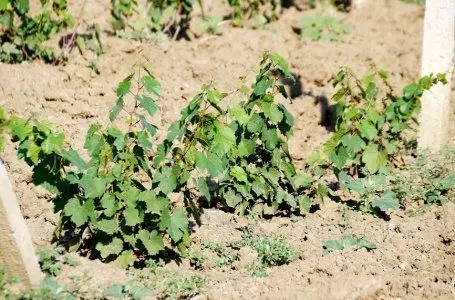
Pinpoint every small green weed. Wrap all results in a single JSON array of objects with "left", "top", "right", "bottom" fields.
[
  {"left": 233, "top": 227, "right": 297, "bottom": 277},
  {"left": 323, "top": 235, "right": 376, "bottom": 254},
  {"left": 37, "top": 245, "right": 79, "bottom": 277},
  {"left": 132, "top": 266, "right": 206, "bottom": 299},
  {"left": 204, "top": 242, "right": 239, "bottom": 267},
  {"left": 297, "top": 15, "right": 351, "bottom": 41},
  {"left": 228, "top": 0, "right": 281, "bottom": 28},
  {"left": 193, "top": 15, "right": 225, "bottom": 36},
  {"left": 104, "top": 281, "right": 156, "bottom": 300},
  {"left": 391, "top": 148, "right": 455, "bottom": 206},
  {"left": 339, "top": 172, "right": 400, "bottom": 214}
]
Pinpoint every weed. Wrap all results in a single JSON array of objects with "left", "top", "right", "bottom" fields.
[
  {"left": 228, "top": 0, "right": 282, "bottom": 28},
  {"left": 233, "top": 227, "right": 297, "bottom": 277},
  {"left": 204, "top": 242, "right": 239, "bottom": 267},
  {"left": 323, "top": 235, "right": 376, "bottom": 254},
  {"left": 186, "top": 250, "right": 207, "bottom": 270},
  {"left": 37, "top": 245, "right": 66, "bottom": 276},
  {"left": 193, "top": 15, "right": 225, "bottom": 36},
  {"left": 391, "top": 148, "right": 455, "bottom": 206},
  {"left": 132, "top": 266, "right": 206, "bottom": 299},
  {"left": 297, "top": 15, "right": 351, "bottom": 41},
  {"left": 339, "top": 171, "right": 400, "bottom": 214},
  {"left": 111, "top": 0, "right": 196, "bottom": 39}
]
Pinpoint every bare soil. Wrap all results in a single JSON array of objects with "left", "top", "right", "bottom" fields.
[{"left": 1, "top": 0, "right": 455, "bottom": 299}]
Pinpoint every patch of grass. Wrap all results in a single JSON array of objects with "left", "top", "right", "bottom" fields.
[
  {"left": 132, "top": 261, "right": 207, "bottom": 299},
  {"left": 233, "top": 227, "right": 297, "bottom": 277},
  {"left": 204, "top": 242, "right": 239, "bottom": 268},
  {"left": 391, "top": 148, "right": 455, "bottom": 206},
  {"left": 37, "top": 245, "right": 79, "bottom": 277}
]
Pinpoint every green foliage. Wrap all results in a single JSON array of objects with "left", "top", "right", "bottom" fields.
[
  {"left": 0, "top": 0, "right": 73, "bottom": 63},
  {"left": 339, "top": 171, "right": 400, "bottom": 214},
  {"left": 111, "top": 0, "right": 195, "bottom": 38},
  {"left": 204, "top": 242, "right": 239, "bottom": 267},
  {"left": 166, "top": 53, "right": 313, "bottom": 216},
  {"left": 74, "top": 24, "right": 104, "bottom": 76},
  {"left": 104, "top": 281, "right": 156, "bottom": 300},
  {"left": 3, "top": 66, "right": 193, "bottom": 265},
  {"left": 324, "top": 68, "right": 446, "bottom": 176},
  {"left": 193, "top": 15, "right": 225, "bottom": 36},
  {"left": 1, "top": 273, "right": 76, "bottom": 300},
  {"left": 391, "top": 148, "right": 455, "bottom": 206},
  {"left": 297, "top": 15, "right": 351, "bottom": 41},
  {"left": 37, "top": 245, "right": 65, "bottom": 276},
  {"left": 233, "top": 227, "right": 297, "bottom": 277},
  {"left": 227, "top": 0, "right": 281, "bottom": 28},
  {"left": 323, "top": 235, "right": 376, "bottom": 254},
  {"left": 402, "top": 0, "right": 425, "bottom": 6},
  {"left": 132, "top": 265, "right": 206, "bottom": 299}
]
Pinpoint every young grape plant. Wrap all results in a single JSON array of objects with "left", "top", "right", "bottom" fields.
[
  {"left": 111, "top": 0, "right": 196, "bottom": 39},
  {"left": 0, "top": 0, "right": 73, "bottom": 63},
  {"left": 227, "top": 0, "right": 282, "bottom": 28}
]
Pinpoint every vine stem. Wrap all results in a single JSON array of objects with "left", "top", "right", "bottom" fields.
[{"left": 53, "top": 0, "right": 88, "bottom": 65}]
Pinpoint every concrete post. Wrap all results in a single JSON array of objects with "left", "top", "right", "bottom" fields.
[
  {"left": 418, "top": 0, "right": 455, "bottom": 152},
  {"left": 0, "top": 160, "right": 43, "bottom": 288}
]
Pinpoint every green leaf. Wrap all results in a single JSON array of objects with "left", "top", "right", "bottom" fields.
[
  {"left": 224, "top": 190, "right": 242, "bottom": 208},
  {"left": 117, "top": 74, "right": 133, "bottom": 97},
  {"left": 365, "top": 82, "right": 377, "bottom": 100},
  {"left": 233, "top": 139, "right": 256, "bottom": 158},
  {"left": 95, "top": 218, "right": 118, "bottom": 234},
  {"left": 96, "top": 237, "right": 123, "bottom": 259},
  {"left": 373, "top": 190, "right": 400, "bottom": 211},
  {"left": 212, "top": 122, "right": 236, "bottom": 155},
  {"left": 104, "top": 284, "right": 124, "bottom": 297},
  {"left": 79, "top": 175, "right": 107, "bottom": 199},
  {"left": 297, "top": 195, "right": 313, "bottom": 212},
  {"left": 123, "top": 205, "right": 143, "bottom": 227},
  {"left": 138, "top": 96, "right": 159, "bottom": 117},
  {"left": 25, "top": 141, "right": 41, "bottom": 164},
  {"left": 229, "top": 105, "right": 250, "bottom": 125},
  {"left": 230, "top": 166, "right": 248, "bottom": 183},
  {"left": 168, "top": 208, "right": 189, "bottom": 243},
  {"left": 109, "top": 98, "right": 124, "bottom": 122},
  {"left": 358, "top": 121, "right": 378, "bottom": 141},
  {"left": 154, "top": 167, "right": 178, "bottom": 195},
  {"left": 253, "top": 77, "right": 273, "bottom": 96},
  {"left": 100, "top": 193, "right": 118, "bottom": 217},
  {"left": 196, "top": 178, "right": 211, "bottom": 202},
  {"left": 362, "top": 143, "right": 387, "bottom": 174},
  {"left": 141, "top": 75, "right": 161, "bottom": 96},
  {"left": 295, "top": 173, "right": 312, "bottom": 189},
  {"left": 138, "top": 230, "right": 164, "bottom": 256},
  {"left": 247, "top": 114, "right": 265, "bottom": 133},
  {"left": 114, "top": 250, "right": 135, "bottom": 269},
  {"left": 42, "top": 132, "right": 65, "bottom": 154},
  {"left": 64, "top": 198, "right": 94, "bottom": 227},
  {"left": 341, "top": 135, "right": 366, "bottom": 154},
  {"left": 61, "top": 149, "right": 86, "bottom": 170},
  {"left": 263, "top": 103, "right": 283, "bottom": 124}
]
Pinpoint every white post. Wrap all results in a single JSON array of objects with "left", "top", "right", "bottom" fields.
[
  {"left": 0, "top": 160, "right": 43, "bottom": 288},
  {"left": 418, "top": 0, "right": 455, "bottom": 152}
]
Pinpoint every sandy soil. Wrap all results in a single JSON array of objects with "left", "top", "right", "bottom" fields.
[{"left": 1, "top": 0, "right": 454, "bottom": 298}]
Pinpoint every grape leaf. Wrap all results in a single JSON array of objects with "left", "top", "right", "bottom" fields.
[{"left": 96, "top": 237, "right": 123, "bottom": 259}]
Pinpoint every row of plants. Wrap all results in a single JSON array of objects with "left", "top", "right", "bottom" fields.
[
  {"left": 3, "top": 0, "right": 429, "bottom": 64},
  {"left": 1, "top": 53, "right": 452, "bottom": 268}
]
